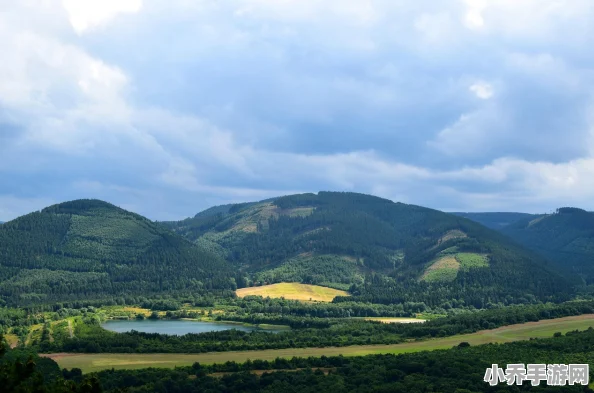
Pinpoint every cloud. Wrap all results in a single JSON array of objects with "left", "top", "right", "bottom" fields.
[
  {"left": 469, "top": 82, "right": 494, "bottom": 99},
  {"left": 2, "top": 0, "right": 594, "bottom": 220},
  {"left": 62, "top": 0, "right": 142, "bottom": 34}
]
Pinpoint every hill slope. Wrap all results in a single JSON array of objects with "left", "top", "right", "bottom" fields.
[
  {"left": 452, "top": 212, "right": 534, "bottom": 230},
  {"left": 165, "top": 192, "right": 573, "bottom": 308},
  {"left": 0, "top": 199, "right": 235, "bottom": 306},
  {"left": 502, "top": 207, "right": 594, "bottom": 284}
]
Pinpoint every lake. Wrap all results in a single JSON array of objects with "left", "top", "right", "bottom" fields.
[{"left": 101, "top": 319, "right": 282, "bottom": 335}]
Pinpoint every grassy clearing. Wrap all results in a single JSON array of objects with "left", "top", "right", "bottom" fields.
[
  {"left": 44, "top": 314, "right": 594, "bottom": 373},
  {"left": 4, "top": 334, "right": 19, "bottom": 348},
  {"left": 422, "top": 253, "right": 489, "bottom": 282},
  {"left": 25, "top": 324, "right": 43, "bottom": 346},
  {"left": 279, "top": 207, "right": 315, "bottom": 218},
  {"left": 236, "top": 283, "right": 349, "bottom": 302},
  {"left": 456, "top": 253, "right": 489, "bottom": 270},
  {"left": 421, "top": 256, "right": 459, "bottom": 282}
]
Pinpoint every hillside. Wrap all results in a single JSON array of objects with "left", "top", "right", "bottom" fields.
[
  {"left": 451, "top": 212, "right": 534, "bottom": 230},
  {"left": 502, "top": 207, "right": 594, "bottom": 284},
  {"left": 0, "top": 199, "right": 235, "bottom": 306},
  {"left": 164, "top": 192, "right": 573, "bottom": 308}
]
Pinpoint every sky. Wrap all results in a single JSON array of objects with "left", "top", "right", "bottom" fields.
[{"left": 1, "top": 0, "right": 594, "bottom": 221}]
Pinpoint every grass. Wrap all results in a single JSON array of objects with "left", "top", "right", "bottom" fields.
[
  {"left": 421, "top": 256, "right": 459, "bottom": 282},
  {"left": 422, "top": 253, "right": 489, "bottom": 282},
  {"left": 44, "top": 314, "right": 594, "bottom": 373},
  {"left": 4, "top": 334, "right": 19, "bottom": 348},
  {"left": 456, "top": 253, "right": 489, "bottom": 270},
  {"left": 236, "top": 283, "right": 349, "bottom": 302},
  {"left": 25, "top": 323, "right": 43, "bottom": 346}
]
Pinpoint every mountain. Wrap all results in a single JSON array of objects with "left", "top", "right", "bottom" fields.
[
  {"left": 502, "top": 207, "right": 594, "bottom": 284},
  {"left": 164, "top": 192, "right": 572, "bottom": 308},
  {"left": 0, "top": 199, "right": 235, "bottom": 306},
  {"left": 452, "top": 212, "right": 534, "bottom": 230}
]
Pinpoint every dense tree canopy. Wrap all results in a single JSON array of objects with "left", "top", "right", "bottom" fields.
[
  {"left": 0, "top": 200, "right": 236, "bottom": 307},
  {"left": 165, "top": 192, "right": 574, "bottom": 307}
]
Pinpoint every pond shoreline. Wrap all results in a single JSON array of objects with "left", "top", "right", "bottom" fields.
[{"left": 101, "top": 319, "right": 288, "bottom": 335}]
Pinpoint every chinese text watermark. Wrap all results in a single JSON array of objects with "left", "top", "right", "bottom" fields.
[{"left": 484, "top": 364, "right": 589, "bottom": 386}]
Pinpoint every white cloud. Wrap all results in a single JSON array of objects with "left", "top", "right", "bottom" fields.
[
  {"left": 2, "top": 0, "right": 594, "bottom": 220},
  {"left": 469, "top": 82, "right": 494, "bottom": 99},
  {"left": 62, "top": 0, "right": 142, "bottom": 34},
  {"left": 463, "top": 0, "right": 485, "bottom": 30}
]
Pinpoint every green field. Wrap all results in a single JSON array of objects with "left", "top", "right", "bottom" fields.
[
  {"left": 236, "top": 283, "right": 349, "bottom": 302},
  {"left": 422, "top": 252, "right": 489, "bottom": 282},
  {"left": 44, "top": 314, "right": 594, "bottom": 373}
]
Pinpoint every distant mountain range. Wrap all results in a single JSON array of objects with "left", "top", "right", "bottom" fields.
[
  {"left": 501, "top": 208, "right": 594, "bottom": 285},
  {"left": 0, "top": 193, "right": 583, "bottom": 308},
  {"left": 450, "top": 208, "right": 594, "bottom": 285},
  {"left": 451, "top": 212, "right": 534, "bottom": 230},
  {"left": 162, "top": 192, "right": 571, "bottom": 307}
]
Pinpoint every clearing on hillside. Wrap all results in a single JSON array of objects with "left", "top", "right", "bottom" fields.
[
  {"left": 236, "top": 283, "right": 349, "bottom": 302},
  {"left": 421, "top": 256, "right": 460, "bottom": 282},
  {"left": 421, "top": 252, "right": 490, "bottom": 282}
]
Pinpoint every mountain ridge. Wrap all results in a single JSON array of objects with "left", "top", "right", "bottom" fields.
[
  {"left": 0, "top": 199, "right": 235, "bottom": 306},
  {"left": 164, "top": 191, "right": 573, "bottom": 308},
  {"left": 451, "top": 212, "right": 534, "bottom": 230},
  {"left": 501, "top": 207, "right": 594, "bottom": 284}
]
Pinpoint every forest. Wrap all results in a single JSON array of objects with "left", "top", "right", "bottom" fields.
[
  {"left": 164, "top": 192, "right": 575, "bottom": 308},
  {"left": 0, "top": 200, "right": 236, "bottom": 307},
  {"left": 2, "top": 195, "right": 594, "bottom": 393},
  {"left": 3, "top": 326, "right": 594, "bottom": 392},
  {"left": 20, "top": 300, "right": 594, "bottom": 354}
]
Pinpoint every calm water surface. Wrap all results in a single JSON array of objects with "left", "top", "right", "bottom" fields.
[{"left": 101, "top": 319, "right": 280, "bottom": 335}]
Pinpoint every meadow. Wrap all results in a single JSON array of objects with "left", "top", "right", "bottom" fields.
[
  {"left": 44, "top": 314, "right": 594, "bottom": 373},
  {"left": 235, "top": 283, "right": 349, "bottom": 302}
]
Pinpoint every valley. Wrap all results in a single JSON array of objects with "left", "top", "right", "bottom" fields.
[
  {"left": 42, "top": 314, "right": 594, "bottom": 373},
  {"left": 1, "top": 192, "right": 594, "bottom": 392}
]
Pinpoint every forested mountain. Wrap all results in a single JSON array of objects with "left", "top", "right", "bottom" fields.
[
  {"left": 0, "top": 200, "right": 235, "bottom": 307},
  {"left": 502, "top": 207, "right": 594, "bottom": 285},
  {"left": 164, "top": 192, "right": 573, "bottom": 308},
  {"left": 452, "top": 212, "right": 534, "bottom": 230}
]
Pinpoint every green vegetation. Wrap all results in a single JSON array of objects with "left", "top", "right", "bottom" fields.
[
  {"left": 0, "top": 199, "right": 235, "bottom": 307},
  {"left": 47, "top": 314, "right": 594, "bottom": 373},
  {"left": 3, "top": 194, "right": 594, "bottom": 392},
  {"left": 452, "top": 212, "right": 534, "bottom": 229},
  {"left": 6, "top": 326, "right": 594, "bottom": 392},
  {"left": 421, "top": 256, "right": 460, "bottom": 282},
  {"left": 456, "top": 252, "right": 489, "bottom": 269},
  {"left": 23, "top": 300, "right": 594, "bottom": 357},
  {"left": 165, "top": 192, "right": 573, "bottom": 309},
  {"left": 502, "top": 207, "right": 594, "bottom": 284},
  {"left": 253, "top": 254, "right": 364, "bottom": 289},
  {"left": 0, "top": 340, "right": 101, "bottom": 393}
]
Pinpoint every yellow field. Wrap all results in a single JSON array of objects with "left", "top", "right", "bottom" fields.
[
  {"left": 236, "top": 283, "right": 349, "bottom": 302},
  {"left": 4, "top": 334, "right": 19, "bottom": 348},
  {"left": 44, "top": 314, "right": 594, "bottom": 373}
]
